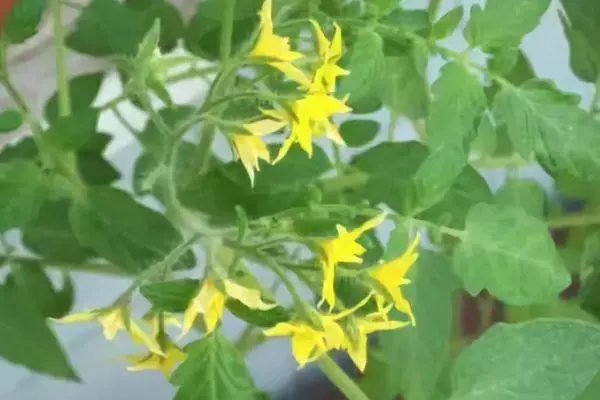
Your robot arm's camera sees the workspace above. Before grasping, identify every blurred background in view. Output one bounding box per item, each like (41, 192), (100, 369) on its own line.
(0, 0), (595, 398)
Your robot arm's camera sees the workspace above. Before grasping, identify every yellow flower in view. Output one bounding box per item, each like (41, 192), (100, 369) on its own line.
(231, 118), (286, 185)
(369, 234), (420, 325)
(180, 278), (276, 338)
(346, 314), (409, 372)
(263, 92), (351, 162)
(309, 21), (349, 93)
(249, 0), (311, 87)
(264, 314), (345, 367)
(319, 213), (386, 308)
(54, 307), (162, 355)
(125, 342), (186, 378)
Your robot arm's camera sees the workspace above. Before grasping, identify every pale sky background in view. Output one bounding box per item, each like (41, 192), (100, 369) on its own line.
(0, 0), (595, 398)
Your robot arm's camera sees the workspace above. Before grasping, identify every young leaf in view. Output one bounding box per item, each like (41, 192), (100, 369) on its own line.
(0, 284), (78, 380)
(44, 73), (104, 123)
(495, 178), (545, 219)
(427, 62), (486, 150)
(22, 199), (96, 264)
(493, 81), (600, 182)
(69, 187), (195, 273)
(0, 160), (47, 232)
(381, 52), (429, 119)
(226, 300), (290, 328)
(7, 261), (74, 319)
(125, 0), (184, 52)
(362, 251), (458, 400)
(338, 29), (384, 103)
(66, 0), (147, 57)
(453, 203), (571, 305)
(432, 6), (463, 40)
(559, 0), (600, 83)
(464, 0), (551, 51)
(339, 119), (380, 147)
(1, 0), (46, 43)
(0, 109), (23, 133)
(171, 333), (257, 400)
(140, 279), (198, 313)
(449, 320), (600, 400)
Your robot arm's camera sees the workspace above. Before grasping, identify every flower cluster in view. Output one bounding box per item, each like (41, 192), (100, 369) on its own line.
(231, 0), (351, 185)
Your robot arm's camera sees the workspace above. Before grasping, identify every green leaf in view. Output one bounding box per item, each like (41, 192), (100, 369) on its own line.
(413, 144), (467, 213)
(71, 132), (119, 186)
(7, 261), (74, 319)
(69, 187), (195, 272)
(171, 333), (257, 400)
(369, 0), (397, 16)
(362, 251), (458, 400)
(339, 119), (380, 147)
(44, 109), (100, 150)
(338, 29), (384, 103)
(493, 80), (600, 182)
(66, 0), (147, 57)
(0, 137), (38, 163)
(559, 0), (600, 83)
(0, 284), (78, 380)
(22, 199), (96, 264)
(141, 279), (198, 313)
(125, 0), (184, 53)
(427, 62), (486, 150)
(453, 203), (571, 305)
(184, 0), (260, 61)
(0, 160), (47, 231)
(495, 178), (545, 219)
(432, 6), (463, 39)
(381, 52), (429, 119)
(464, 0), (551, 51)
(471, 113), (497, 157)
(44, 73), (104, 123)
(448, 319), (600, 400)
(226, 299), (290, 328)
(1, 0), (46, 43)
(0, 109), (23, 133)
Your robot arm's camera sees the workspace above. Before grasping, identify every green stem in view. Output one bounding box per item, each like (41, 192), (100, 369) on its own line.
(220, 0), (236, 63)
(547, 213), (600, 229)
(51, 0), (71, 117)
(316, 356), (370, 400)
(110, 105), (138, 135)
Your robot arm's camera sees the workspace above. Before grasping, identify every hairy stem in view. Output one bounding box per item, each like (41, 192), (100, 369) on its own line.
(51, 0), (71, 116)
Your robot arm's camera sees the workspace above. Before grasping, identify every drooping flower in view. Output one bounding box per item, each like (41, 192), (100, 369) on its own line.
(319, 213), (386, 308)
(180, 278), (276, 338)
(231, 119), (286, 185)
(346, 314), (408, 372)
(369, 234), (420, 325)
(54, 307), (162, 355)
(125, 341), (186, 378)
(309, 21), (349, 93)
(263, 91), (351, 162)
(249, 0), (311, 87)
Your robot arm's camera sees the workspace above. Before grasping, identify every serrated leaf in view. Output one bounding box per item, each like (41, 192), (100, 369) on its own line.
(362, 251), (458, 400)
(171, 333), (256, 400)
(0, 109), (23, 133)
(44, 73), (104, 123)
(7, 261), (74, 319)
(0, 284), (78, 380)
(559, 0), (600, 83)
(381, 52), (429, 119)
(495, 179), (545, 219)
(427, 62), (486, 150)
(453, 203), (570, 305)
(464, 0), (551, 51)
(339, 119), (380, 147)
(66, 0), (147, 57)
(493, 80), (600, 182)
(70, 187), (195, 273)
(0, 160), (47, 231)
(1, 0), (46, 43)
(141, 279), (198, 313)
(22, 199), (96, 264)
(449, 320), (600, 400)
(338, 29), (384, 102)
(432, 6), (463, 39)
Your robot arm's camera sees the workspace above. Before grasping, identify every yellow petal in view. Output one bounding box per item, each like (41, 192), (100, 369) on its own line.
(203, 291), (226, 334)
(346, 332), (368, 372)
(224, 281), (277, 311)
(319, 258), (337, 309)
(388, 286), (416, 326)
(351, 213), (386, 238)
(160, 346), (187, 377)
(371, 234), (420, 286)
(264, 322), (298, 337)
(273, 131), (296, 164)
(232, 134), (270, 186)
(269, 62), (312, 87)
(179, 299), (199, 339)
(129, 320), (164, 356)
(330, 23), (344, 61)
(97, 308), (125, 341)
(310, 20), (330, 59)
(320, 317), (346, 350)
(126, 353), (161, 372)
(258, 0), (274, 32)
(52, 310), (97, 324)
(359, 318), (408, 335)
(243, 119), (286, 136)
(290, 328), (323, 367)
